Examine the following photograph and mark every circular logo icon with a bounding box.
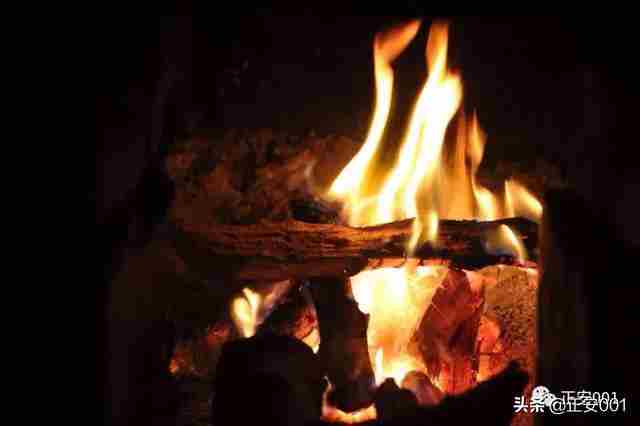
[531,385,556,407]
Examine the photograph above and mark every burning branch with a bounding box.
[173,216,537,281]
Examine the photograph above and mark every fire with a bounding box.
[374,348,423,387]
[505,178,543,223]
[350,265,446,386]
[231,287,261,338]
[230,280,294,338]
[326,20,541,390]
[484,224,527,263]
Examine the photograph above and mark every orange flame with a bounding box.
[230,288,261,338]
[505,178,543,223]
[326,19,541,400]
[329,19,421,215]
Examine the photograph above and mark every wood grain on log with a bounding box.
[174,217,538,281]
[411,269,484,395]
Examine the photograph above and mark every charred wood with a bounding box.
[309,277,376,412]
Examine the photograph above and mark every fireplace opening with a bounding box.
[99,13,636,426]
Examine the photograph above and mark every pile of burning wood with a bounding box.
[166,20,553,426]
[166,127,543,426]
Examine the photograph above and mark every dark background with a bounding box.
[96,10,639,424]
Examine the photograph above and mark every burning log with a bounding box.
[410,268,484,395]
[309,277,376,412]
[257,283,319,344]
[174,216,538,281]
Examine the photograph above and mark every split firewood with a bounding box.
[257,283,319,344]
[309,277,376,412]
[475,266,537,386]
[410,268,484,395]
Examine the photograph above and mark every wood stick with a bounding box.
[173,217,538,281]
[309,277,376,412]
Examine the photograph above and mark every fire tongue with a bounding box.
[326,19,541,256]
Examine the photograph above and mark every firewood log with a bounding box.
[410,268,484,395]
[173,216,538,282]
[211,334,327,426]
[257,283,318,342]
[309,277,376,412]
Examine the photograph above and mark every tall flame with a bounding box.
[326,19,541,392]
[329,19,421,212]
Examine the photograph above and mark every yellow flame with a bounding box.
[485,224,527,262]
[230,288,261,338]
[505,179,543,223]
[466,113,503,221]
[350,266,446,387]
[374,348,422,386]
[474,186,499,220]
[329,19,421,214]
[375,22,461,250]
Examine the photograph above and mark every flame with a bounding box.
[329,19,420,210]
[484,224,527,262]
[231,288,261,338]
[230,281,293,338]
[466,113,503,221]
[374,348,423,386]
[326,20,541,399]
[505,179,543,223]
[350,265,446,386]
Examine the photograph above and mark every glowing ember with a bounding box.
[231,288,261,338]
[326,19,542,393]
